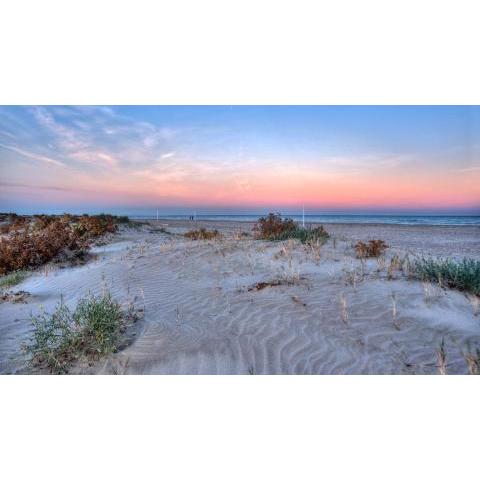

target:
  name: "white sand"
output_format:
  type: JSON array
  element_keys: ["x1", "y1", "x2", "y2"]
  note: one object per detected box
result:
[{"x1": 1, "y1": 220, "x2": 479, "y2": 374}]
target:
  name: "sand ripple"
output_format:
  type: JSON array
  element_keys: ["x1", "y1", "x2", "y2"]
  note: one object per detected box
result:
[{"x1": 1, "y1": 227, "x2": 479, "y2": 374}]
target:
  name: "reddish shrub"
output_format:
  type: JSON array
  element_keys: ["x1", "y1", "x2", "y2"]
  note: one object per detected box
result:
[
  {"x1": 253, "y1": 213, "x2": 296, "y2": 240},
  {"x1": 0, "y1": 215, "x2": 28, "y2": 234},
  {"x1": 75, "y1": 215, "x2": 116, "y2": 239},
  {"x1": 0, "y1": 214, "x2": 118, "y2": 275},
  {"x1": 354, "y1": 239, "x2": 389, "y2": 258}
]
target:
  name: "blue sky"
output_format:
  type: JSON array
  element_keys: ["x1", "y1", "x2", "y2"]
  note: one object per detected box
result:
[{"x1": 0, "y1": 106, "x2": 479, "y2": 214}]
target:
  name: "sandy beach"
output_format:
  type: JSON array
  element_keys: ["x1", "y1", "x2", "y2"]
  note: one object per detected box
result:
[{"x1": 1, "y1": 219, "x2": 479, "y2": 374}]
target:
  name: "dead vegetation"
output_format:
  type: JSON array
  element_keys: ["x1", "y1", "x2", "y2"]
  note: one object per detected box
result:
[
  {"x1": 184, "y1": 228, "x2": 222, "y2": 240},
  {"x1": 248, "y1": 280, "x2": 286, "y2": 291},
  {"x1": 0, "y1": 213, "x2": 126, "y2": 275},
  {"x1": 340, "y1": 292, "x2": 348, "y2": 325},
  {"x1": 464, "y1": 348, "x2": 480, "y2": 374},
  {"x1": 247, "y1": 274, "x2": 304, "y2": 291},
  {"x1": 1, "y1": 290, "x2": 31, "y2": 303},
  {"x1": 233, "y1": 230, "x2": 251, "y2": 240},
  {"x1": 291, "y1": 295, "x2": 307, "y2": 307},
  {"x1": 437, "y1": 338, "x2": 447, "y2": 375},
  {"x1": 354, "y1": 239, "x2": 389, "y2": 258},
  {"x1": 343, "y1": 265, "x2": 364, "y2": 289}
]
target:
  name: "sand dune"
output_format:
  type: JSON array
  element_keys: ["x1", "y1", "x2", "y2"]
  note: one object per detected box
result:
[{"x1": 1, "y1": 221, "x2": 479, "y2": 374}]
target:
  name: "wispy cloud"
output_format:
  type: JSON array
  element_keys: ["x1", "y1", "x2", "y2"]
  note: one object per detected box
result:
[
  {"x1": 0, "y1": 142, "x2": 65, "y2": 167},
  {"x1": 69, "y1": 150, "x2": 119, "y2": 168},
  {"x1": 31, "y1": 107, "x2": 89, "y2": 151},
  {"x1": 0, "y1": 181, "x2": 74, "y2": 191},
  {"x1": 1, "y1": 106, "x2": 478, "y2": 211}
]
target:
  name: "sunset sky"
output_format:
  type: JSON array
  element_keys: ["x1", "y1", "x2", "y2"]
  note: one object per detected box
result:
[{"x1": 0, "y1": 106, "x2": 479, "y2": 215}]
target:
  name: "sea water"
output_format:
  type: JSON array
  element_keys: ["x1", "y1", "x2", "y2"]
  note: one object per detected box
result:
[{"x1": 131, "y1": 214, "x2": 480, "y2": 226}]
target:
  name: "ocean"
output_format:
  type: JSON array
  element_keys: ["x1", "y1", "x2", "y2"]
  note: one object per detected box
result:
[{"x1": 131, "y1": 214, "x2": 480, "y2": 226}]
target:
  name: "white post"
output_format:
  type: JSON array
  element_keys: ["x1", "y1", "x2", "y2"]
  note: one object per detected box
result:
[
  {"x1": 302, "y1": 204, "x2": 305, "y2": 228},
  {"x1": 156, "y1": 209, "x2": 159, "y2": 222}
]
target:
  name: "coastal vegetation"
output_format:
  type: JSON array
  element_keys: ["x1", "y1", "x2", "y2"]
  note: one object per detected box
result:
[
  {"x1": 253, "y1": 212, "x2": 329, "y2": 244},
  {"x1": 24, "y1": 290, "x2": 138, "y2": 374},
  {"x1": 354, "y1": 239, "x2": 389, "y2": 258},
  {"x1": 185, "y1": 228, "x2": 222, "y2": 240},
  {"x1": 0, "y1": 213, "x2": 129, "y2": 275},
  {"x1": 0, "y1": 270, "x2": 29, "y2": 289},
  {"x1": 413, "y1": 257, "x2": 480, "y2": 296}
]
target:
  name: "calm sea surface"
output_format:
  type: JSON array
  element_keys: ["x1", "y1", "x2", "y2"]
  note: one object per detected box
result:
[{"x1": 132, "y1": 214, "x2": 480, "y2": 226}]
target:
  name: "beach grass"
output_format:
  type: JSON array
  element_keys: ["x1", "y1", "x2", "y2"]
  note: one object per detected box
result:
[
  {"x1": 24, "y1": 290, "x2": 135, "y2": 373},
  {"x1": 0, "y1": 270, "x2": 29, "y2": 289},
  {"x1": 413, "y1": 257, "x2": 480, "y2": 296}
]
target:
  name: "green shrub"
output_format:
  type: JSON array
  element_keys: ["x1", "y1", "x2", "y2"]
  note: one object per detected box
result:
[
  {"x1": 24, "y1": 291, "x2": 134, "y2": 373},
  {"x1": 288, "y1": 226, "x2": 330, "y2": 244},
  {"x1": 413, "y1": 257, "x2": 480, "y2": 296}
]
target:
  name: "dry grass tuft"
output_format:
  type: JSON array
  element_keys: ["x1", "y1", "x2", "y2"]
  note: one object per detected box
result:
[
  {"x1": 343, "y1": 265, "x2": 363, "y2": 290},
  {"x1": 464, "y1": 348, "x2": 480, "y2": 374},
  {"x1": 248, "y1": 272, "x2": 303, "y2": 291},
  {"x1": 468, "y1": 294, "x2": 479, "y2": 316},
  {"x1": 340, "y1": 292, "x2": 348, "y2": 325},
  {"x1": 437, "y1": 338, "x2": 447, "y2": 375},
  {"x1": 1, "y1": 290, "x2": 30, "y2": 303},
  {"x1": 391, "y1": 292, "x2": 400, "y2": 330},
  {"x1": 354, "y1": 239, "x2": 389, "y2": 258},
  {"x1": 233, "y1": 230, "x2": 251, "y2": 240},
  {"x1": 184, "y1": 228, "x2": 222, "y2": 240}
]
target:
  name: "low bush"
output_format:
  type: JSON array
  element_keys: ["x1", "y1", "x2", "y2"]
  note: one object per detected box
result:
[
  {"x1": 0, "y1": 215, "x2": 28, "y2": 234},
  {"x1": 253, "y1": 213, "x2": 296, "y2": 240},
  {"x1": 0, "y1": 219, "x2": 82, "y2": 274},
  {"x1": 185, "y1": 228, "x2": 221, "y2": 240},
  {"x1": 0, "y1": 214, "x2": 119, "y2": 275},
  {"x1": 413, "y1": 257, "x2": 480, "y2": 296},
  {"x1": 24, "y1": 290, "x2": 135, "y2": 373},
  {"x1": 290, "y1": 225, "x2": 330, "y2": 244},
  {"x1": 75, "y1": 214, "x2": 117, "y2": 238},
  {"x1": 354, "y1": 239, "x2": 389, "y2": 258},
  {"x1": 253, "y1": 212, "x2": 329, "y2": 244}
]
